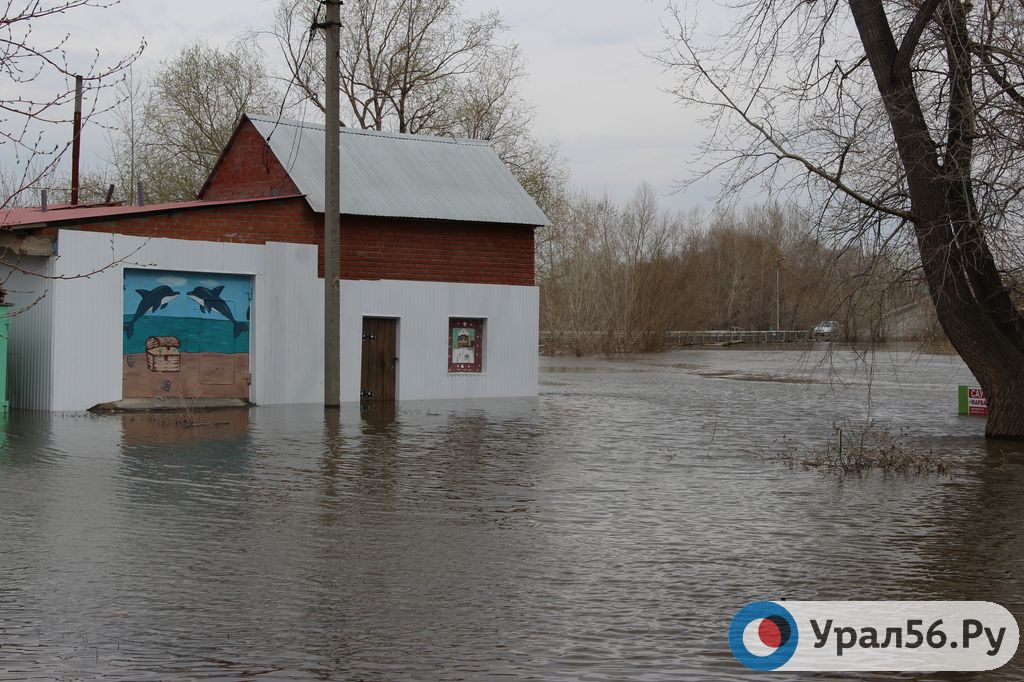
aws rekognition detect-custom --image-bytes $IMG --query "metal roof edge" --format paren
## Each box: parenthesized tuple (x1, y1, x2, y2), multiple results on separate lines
(1, 194, 307, 230)
(330, 209, 546, 228)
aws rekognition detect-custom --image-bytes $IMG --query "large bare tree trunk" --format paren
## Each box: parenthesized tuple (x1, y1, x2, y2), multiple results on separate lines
(849, 0, 1024, 438)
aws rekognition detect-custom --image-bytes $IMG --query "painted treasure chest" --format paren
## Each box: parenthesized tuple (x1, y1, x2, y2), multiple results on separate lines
(145, 336, 181, 372)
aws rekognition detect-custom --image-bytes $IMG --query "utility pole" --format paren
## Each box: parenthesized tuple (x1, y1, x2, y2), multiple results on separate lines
(70, 75, 83, 206)
(321, 0, 342, 408)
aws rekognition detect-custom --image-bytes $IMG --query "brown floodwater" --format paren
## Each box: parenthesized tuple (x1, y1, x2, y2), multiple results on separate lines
(0, 347, 1021, 680)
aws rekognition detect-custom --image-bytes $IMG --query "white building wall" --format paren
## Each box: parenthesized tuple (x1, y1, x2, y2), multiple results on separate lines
(50, 233, 130, 411)
(253, 242, 324, 405)
(339, 279, 539, 401)
(8, 230, 537, 410)
(46, 230, 324, 411)
(4, 256, 55, 410)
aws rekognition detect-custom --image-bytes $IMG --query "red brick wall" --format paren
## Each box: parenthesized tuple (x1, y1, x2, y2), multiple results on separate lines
(71, 197, 319, 247)
(66, 201, 535, 285)
(342, 216, 534, 285)
(201, 120, 301, 201)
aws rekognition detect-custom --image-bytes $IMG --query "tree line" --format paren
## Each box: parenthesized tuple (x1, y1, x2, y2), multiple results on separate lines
(538, 186, 933, 354)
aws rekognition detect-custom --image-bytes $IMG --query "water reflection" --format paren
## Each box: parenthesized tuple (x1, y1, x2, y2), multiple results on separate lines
(0, 410, 8, 455)
(354, 401, 399, 499)
(118, 408, 252, 445)
(302, 399, 544, 680)
(117, 410, 254, 518)
(359, 400, 397, 430)
(915, 440, 1024, 611)
(0, 350, 1022, 679)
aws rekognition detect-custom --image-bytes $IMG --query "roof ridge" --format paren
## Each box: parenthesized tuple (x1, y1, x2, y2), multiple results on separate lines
(246, 113, 490, 147)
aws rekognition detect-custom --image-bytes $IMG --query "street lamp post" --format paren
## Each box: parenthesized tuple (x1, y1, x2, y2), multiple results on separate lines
(774, 257, 786, 332)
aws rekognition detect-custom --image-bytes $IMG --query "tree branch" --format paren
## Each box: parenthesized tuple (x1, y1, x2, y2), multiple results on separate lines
(892, 0, 943, 78)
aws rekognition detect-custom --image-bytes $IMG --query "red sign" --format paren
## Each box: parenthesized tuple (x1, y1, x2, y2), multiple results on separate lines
(968, 388, 988, 415)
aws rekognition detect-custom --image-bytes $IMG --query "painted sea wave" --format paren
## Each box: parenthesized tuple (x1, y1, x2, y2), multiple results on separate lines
(123, 316, 250, 355)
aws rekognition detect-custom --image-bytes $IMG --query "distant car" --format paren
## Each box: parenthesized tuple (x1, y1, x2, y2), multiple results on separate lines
(813, 320, 842, 339)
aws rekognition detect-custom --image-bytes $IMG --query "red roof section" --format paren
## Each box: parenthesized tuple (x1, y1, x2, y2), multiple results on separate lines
(0, 195, 304, 229)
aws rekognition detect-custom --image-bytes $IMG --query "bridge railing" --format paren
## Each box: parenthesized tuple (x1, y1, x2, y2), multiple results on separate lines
(539, 329, 818, 353)
(663, 329, 814, 345)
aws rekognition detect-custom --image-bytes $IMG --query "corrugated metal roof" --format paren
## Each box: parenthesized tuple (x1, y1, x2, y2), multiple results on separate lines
(246, 114, 550, 227)
(0, 195, 304, 229)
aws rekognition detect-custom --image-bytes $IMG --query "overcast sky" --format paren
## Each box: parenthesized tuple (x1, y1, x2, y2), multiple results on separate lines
(24, 0, 729, 212)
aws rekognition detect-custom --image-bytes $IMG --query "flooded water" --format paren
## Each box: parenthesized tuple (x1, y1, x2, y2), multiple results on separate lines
(1, 347, 1022, 680)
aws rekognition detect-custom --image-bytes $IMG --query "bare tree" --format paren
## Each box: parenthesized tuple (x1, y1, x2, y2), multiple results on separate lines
(105, 65, 145, 203)
(108, 40, 280, 203)
(540, 184, 682, 354)
(540, 193, 926, 354)
(657, 0, 1024, 437)
(276, 0, 502, 131)
(1, 0, 144, 210)
(272, 0, 563, 208)
(539, 192, 613, 354)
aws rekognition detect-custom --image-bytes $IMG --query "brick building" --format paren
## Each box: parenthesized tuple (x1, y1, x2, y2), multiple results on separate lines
(0, 115, 547, 410)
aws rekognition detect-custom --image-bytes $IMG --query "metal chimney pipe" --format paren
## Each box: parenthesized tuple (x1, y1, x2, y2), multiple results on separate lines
(70, 75, 83, 206)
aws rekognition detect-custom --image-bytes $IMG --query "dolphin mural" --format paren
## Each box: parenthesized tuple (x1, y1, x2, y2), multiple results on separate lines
(124, 286, 180, 339)
(187, 285, 249, 338)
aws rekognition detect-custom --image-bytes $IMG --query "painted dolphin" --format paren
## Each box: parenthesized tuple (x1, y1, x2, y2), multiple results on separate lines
(124, 286, 179, 338)
(187, 285, 249, 338)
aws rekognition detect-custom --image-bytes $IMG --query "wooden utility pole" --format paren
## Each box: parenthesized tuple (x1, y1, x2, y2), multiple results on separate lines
(70, 75, 83, 206)
(322, 0, 342, 407)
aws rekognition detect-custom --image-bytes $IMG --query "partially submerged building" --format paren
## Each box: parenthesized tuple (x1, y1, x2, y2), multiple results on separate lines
(0, 115, 547, 411)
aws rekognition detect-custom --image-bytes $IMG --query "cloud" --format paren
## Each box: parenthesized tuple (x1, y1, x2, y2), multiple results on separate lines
(157, 275, 188, 287)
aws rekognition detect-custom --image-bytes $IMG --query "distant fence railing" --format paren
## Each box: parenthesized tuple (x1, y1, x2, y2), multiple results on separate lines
(539, 329, 816, 353)
(663, 330, 814, 345)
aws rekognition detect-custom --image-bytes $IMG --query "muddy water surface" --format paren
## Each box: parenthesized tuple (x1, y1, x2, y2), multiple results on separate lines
(1, 347, 1022, 680)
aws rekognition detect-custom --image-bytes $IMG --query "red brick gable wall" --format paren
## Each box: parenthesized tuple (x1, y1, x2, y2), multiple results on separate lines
(63, 200, 535, 286)
(201, 120, 301, 201)
(341, 216, 534, 285)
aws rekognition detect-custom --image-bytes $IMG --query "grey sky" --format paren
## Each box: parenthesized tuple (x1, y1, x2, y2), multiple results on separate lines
(23, 0, 720, 212)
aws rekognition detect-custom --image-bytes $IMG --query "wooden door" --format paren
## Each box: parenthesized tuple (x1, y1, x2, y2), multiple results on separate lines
(360, 318, 397, 403)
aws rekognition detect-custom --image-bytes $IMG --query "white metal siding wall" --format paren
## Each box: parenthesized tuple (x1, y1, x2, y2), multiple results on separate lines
(5, 231, 536, 410)
(51, 233, 130, 411)
(47, 230, 323, 411)
(251, 242, 323, 405)
(4, 257, 55, 410)
(340, 279, 539, 401)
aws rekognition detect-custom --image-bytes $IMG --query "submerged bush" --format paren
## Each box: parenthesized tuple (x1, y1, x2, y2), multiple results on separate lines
(770, 419, 955, 476)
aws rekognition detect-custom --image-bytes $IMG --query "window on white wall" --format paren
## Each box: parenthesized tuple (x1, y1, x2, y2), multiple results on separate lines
(448, 318, 484, 373)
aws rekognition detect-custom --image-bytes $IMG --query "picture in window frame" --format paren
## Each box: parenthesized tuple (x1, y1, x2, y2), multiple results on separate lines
(448, 318, 484, 373)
